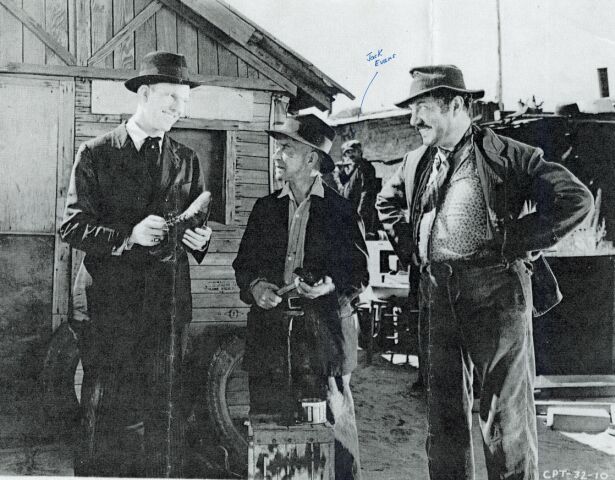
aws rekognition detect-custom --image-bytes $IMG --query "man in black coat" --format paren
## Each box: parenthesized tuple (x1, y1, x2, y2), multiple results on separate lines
(60, 51, 211, 477)
(233, 114, 369, 479)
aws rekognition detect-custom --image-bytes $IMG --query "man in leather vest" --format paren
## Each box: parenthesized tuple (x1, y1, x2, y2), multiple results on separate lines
(376, 65, 593, 480)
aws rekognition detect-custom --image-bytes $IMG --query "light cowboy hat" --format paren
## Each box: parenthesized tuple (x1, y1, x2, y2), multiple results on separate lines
(266, 114, 336, 174)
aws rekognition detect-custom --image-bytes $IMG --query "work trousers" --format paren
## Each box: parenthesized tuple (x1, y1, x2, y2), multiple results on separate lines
(73, 320, 188, 478)
(419, 259, 538, 480)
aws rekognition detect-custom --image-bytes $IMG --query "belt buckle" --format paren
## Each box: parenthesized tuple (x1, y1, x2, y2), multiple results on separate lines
(286, 295, 303, 311)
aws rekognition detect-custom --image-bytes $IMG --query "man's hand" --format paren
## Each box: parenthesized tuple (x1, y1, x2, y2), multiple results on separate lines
(295, 275, 335, 299)
(251, 281, 282, 310)
(182, 226, 212, 251)
(130, 215, 167, 247)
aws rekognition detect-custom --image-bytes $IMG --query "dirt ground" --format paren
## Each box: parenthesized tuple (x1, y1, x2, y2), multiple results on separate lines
(0, 352, 614, 478)
(353, 352, 615, 480)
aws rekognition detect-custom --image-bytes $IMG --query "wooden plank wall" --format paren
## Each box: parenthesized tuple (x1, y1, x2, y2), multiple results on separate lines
(0, 0, 261, 78)
(74, 79, 271, 327)
(0, 0, 70, 65)
(190, 109, 270, 326)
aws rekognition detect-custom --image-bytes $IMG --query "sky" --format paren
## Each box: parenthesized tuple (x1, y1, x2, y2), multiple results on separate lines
(226, 0, 615, 115)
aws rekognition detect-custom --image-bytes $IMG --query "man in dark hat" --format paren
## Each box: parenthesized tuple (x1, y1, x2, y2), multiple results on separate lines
(376, 65, 593, 479)
(61, 51, 211, 477)
(233, 114, 369, 479)
(335, 139, 379, 237)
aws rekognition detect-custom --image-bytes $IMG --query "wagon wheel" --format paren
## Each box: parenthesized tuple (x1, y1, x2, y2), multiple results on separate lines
(39, 322, 81, 437)
(205, 335, 249, 471)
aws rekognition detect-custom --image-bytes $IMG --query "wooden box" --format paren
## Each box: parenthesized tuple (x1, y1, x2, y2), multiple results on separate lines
(247, 416, 335, 480)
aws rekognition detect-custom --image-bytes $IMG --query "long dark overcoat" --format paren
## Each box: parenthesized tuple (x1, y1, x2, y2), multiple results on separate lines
(61, 124, 206, 333)
(60, 123, 206, 477)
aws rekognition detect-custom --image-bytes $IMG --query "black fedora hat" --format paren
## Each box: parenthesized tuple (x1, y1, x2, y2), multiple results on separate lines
(125, 51, 200, 93)
(395, 65, 484, 108)
(266, 114, 336, 165)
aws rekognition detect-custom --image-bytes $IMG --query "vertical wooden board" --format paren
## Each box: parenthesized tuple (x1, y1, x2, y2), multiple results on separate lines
(268, 94, 277, 191)
(45, 0, 69, 65)
(91, 0, 113, 68)
(22, 0, 46, 64)
(68, 0, 76, 57)
(237, 58, 248, 78)
(113, 0, 135, 69)
(52, 79, 75, 327)
(217, 44, 238, 77)
(177, 16, 198, 72)
(75, 0, 91, 65)
(134, 0, 156, 65)
(0, 0, 23, 64)
(197, 30, 218, 75)
(224, 131, 237, 225)
(155, 8, 177, 52)
(0, 76, 60, 233)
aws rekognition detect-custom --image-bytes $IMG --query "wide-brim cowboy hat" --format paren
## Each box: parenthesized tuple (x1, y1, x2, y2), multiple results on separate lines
(125, 51, 200, 93)
(395, 64, 484, 108)
(266, 114, 336, 169)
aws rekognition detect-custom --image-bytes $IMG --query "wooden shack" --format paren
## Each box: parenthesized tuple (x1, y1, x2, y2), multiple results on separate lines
(0, 0, 353, 396)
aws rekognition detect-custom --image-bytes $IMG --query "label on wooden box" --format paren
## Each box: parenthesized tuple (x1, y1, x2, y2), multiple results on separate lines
(248, 420, 335, 480)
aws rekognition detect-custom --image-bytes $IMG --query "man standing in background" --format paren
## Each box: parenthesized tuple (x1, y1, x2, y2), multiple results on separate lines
(336, 139, 379, 237)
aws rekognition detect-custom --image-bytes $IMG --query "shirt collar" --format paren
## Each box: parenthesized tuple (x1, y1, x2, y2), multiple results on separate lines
(278, 174, 325, 201)
(126, 117, 164, 151)
(436, 126, 473, 162)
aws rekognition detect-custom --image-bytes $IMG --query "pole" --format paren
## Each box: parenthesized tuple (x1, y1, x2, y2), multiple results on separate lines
(496, 0, 504, 111)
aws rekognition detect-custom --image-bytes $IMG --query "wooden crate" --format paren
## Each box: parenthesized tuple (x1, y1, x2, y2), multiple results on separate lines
(247, 416, 335, 480)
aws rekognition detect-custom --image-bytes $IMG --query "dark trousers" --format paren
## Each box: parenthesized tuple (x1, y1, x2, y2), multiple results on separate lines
(74, 320, 187, 477)
(419, 260, 538, 480)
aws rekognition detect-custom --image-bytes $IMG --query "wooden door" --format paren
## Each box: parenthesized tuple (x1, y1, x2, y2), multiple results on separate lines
(0, 74, 73, 395)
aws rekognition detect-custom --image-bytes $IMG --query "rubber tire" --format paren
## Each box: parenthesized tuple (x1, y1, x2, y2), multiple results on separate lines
(39, 322, 81, 436)
(205, 335, 248, 471)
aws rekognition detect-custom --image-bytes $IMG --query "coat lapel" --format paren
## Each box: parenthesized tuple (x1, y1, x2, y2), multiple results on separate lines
(474, 127, 506, 231)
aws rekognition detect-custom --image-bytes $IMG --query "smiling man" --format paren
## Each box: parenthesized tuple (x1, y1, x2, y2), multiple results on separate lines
(60, 51, 211, 477)
(233, 114, 368, 479)
(376, 65, 593, 480)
